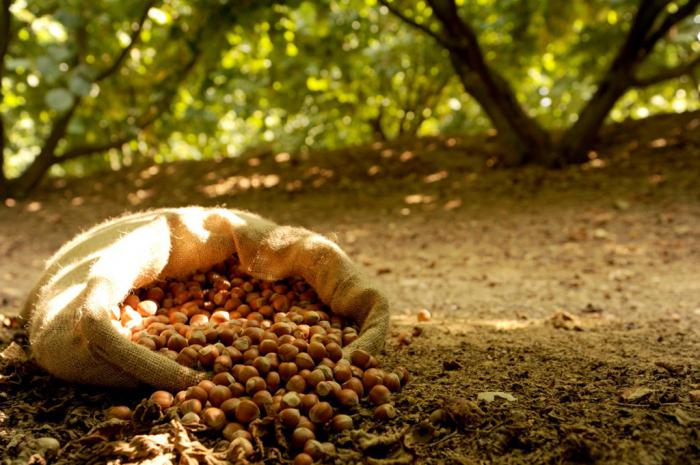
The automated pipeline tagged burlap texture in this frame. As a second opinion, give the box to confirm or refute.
[22,207,390,391]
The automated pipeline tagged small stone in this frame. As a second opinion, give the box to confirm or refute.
[688,390,700,402]
[417,309,431,322]
[36,437,60,451]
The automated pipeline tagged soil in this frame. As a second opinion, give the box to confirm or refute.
[1,111,700,465]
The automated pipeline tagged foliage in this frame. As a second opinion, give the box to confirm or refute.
[0,0,699,190]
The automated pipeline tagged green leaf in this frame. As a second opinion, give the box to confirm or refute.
[67,117,86,135]
[45,88,75,111]
[68,75,92,96]
[36,56,57,76]
[47,45,72,62]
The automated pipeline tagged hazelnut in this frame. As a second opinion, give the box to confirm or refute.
[331,414,353,432]
[236,365,259,384]
[297,416,316,433]
[266,371,281,391]
[374,403,397,421]
[220,398,241,418]
[300,393,319,412]
[229,382,246,397]
[303,439,324,460]
[167,334,188,352]
[222,422,245,440]
[335,389,359,409]
[286,375,307,393]
[293,453,313,465]
[180,399,202,415]
[202,407,227,430]
[395,367,410,386]
[198,345,219,366]
[363,368,385,392]
[150,391,174,410]
[295,353,315,371]
[279,343,299,362]
[229,437,254,458]
[259,339,278,355]
[341,377,364,397]
[291,427,315,449]
[282,391,302,409]
[214,354,233,373]
[350,349,371,369]
[369,385,391,405]
[186,386,209,404]
[333,364,352,383]
[197,380,215,393]
[235,399,260,424]
[212,372,235,386]
[209,385,232,407]
[305,369,326,388]
[106,406,132,420]
[325,342,342,362]
[308,402,333,424]
[383,373,401,392]
[245,376,267,394]
[181,412,200,424]
[278,362,298,381]
[279,408,301,429]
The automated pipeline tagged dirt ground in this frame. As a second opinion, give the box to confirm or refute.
[1,112,699,464]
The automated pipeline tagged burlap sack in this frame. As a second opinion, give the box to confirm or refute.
[22,207,389,391]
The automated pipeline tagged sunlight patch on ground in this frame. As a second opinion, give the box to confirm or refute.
[200,174,281,197]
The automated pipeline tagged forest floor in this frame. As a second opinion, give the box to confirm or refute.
[1,111,700,465]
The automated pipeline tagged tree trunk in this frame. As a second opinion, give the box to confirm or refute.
[556,71,631,164]
[448,52,553,166]
[7,106,77,197]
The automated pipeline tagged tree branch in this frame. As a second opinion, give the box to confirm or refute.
[632,53,700,87]
[0,0,11,66]
[94,0,156,82]
[642,0,700,52]
[56,34,202,164]
[377,0,456,50]
[1,0,13,187]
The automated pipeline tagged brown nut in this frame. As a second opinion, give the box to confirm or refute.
[350,349,371,369]
[383,373,401,392]
[369,385,391,405]
[208,385,232,407]
[331,414,353,432]
[279,343,300,362]
[279,408,301,429]
[106,406,132,420]
[374,403,397,421]
[363,368,385,392]
[308,401,333,424]
[295,353,315,371]
[150,391,174,410]
[293,453,313,465]
[335,389,359,409]
[303,439,324,460]
[291,427,315,449]
[202,407,227,430]
[341,377,364,397]
[235,399,260,424]
[179,399,203,415]
[185,386,209,404]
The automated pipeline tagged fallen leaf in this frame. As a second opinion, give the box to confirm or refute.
[477,391,517,403]
[618,386,653,402]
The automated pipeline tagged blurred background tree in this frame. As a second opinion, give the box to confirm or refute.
[1,0,698,197]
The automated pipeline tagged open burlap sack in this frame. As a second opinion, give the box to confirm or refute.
[22,207,389,391]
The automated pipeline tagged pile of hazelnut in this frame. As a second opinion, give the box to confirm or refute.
[107,254,407,464]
